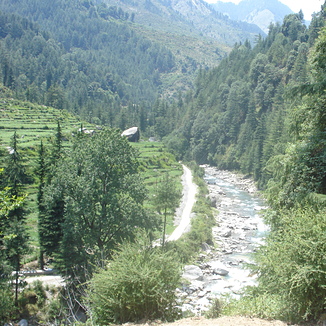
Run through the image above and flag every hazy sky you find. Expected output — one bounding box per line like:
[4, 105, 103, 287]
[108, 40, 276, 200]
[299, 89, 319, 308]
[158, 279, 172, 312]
[204, 0, 325, 20]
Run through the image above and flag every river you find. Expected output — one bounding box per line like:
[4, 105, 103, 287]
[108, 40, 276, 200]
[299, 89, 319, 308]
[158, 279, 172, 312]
[180, 166, 269, 314]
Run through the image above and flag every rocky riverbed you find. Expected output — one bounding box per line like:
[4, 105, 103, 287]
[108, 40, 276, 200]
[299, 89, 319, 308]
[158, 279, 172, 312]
[178, 166, 268, 315]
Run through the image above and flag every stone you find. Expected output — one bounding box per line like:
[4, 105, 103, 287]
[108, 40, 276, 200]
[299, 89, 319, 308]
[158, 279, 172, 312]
[208, 194, 218, 207]
[188, 280, 204, 293]
[121, 126, 140, 142]
[201, 242, 211, 252]
[213, 268, 229, 276]
[18, 320, 28, 326]
[182, 265, 204, 281]
[219, 228, 232, 237]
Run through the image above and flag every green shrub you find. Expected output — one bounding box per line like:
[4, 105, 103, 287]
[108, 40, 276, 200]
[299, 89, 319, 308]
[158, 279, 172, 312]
[88, 231, 182, 325]
[253, 207, 326, 322]
[205, 298, 222, 319]
[220, 291, 292, 321]
[0, 286, 16, 323]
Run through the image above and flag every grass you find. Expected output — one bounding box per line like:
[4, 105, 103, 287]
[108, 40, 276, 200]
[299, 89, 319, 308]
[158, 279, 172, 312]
[132, 141, 183, 237]
[0, 98, 94, 148]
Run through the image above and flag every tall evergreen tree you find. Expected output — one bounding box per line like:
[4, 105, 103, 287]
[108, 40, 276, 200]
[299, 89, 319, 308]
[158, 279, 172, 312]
[2, 132, 29, 305]
[40, 122, 65, 257]
[36, 141, 47, 269]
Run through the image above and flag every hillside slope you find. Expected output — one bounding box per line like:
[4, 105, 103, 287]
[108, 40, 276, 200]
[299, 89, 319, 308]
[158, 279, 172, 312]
[104, 0, 265, 45]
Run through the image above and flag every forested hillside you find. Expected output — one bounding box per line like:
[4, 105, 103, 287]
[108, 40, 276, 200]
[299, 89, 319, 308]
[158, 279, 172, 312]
[0, 1, 176, 129]
[0, 0, 267, 133]
[163, 7, 326, 322]
[165, 8, 326, 196]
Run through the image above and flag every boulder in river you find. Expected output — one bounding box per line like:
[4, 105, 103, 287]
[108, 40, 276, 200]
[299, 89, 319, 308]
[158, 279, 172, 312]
[213, 268, 229, 276]
[182, 265, 204, 281]
[219, 228, 232, 237]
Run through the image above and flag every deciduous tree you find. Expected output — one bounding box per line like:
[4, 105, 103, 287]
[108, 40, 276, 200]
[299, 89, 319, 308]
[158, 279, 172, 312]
[44, 128, 157, 278]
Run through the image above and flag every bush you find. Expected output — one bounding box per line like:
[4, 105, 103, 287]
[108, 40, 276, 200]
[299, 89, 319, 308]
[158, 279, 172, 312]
[253, 207, 326, 322]
[220, 291, 292, 321]
[0, 286, 16, 323]
[88, 231, 181, 325]
[205, 298, 222, 319]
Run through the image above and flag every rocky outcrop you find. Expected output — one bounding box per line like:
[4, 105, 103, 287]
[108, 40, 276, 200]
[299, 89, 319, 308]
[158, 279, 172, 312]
[121, 127, 140, 142]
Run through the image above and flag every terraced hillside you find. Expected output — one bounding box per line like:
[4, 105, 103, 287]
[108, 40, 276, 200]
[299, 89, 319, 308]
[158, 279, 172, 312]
[0, 99, 94, 149]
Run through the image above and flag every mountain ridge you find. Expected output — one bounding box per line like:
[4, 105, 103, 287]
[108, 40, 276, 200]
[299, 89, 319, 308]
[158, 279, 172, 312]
[212, 0, 293, 33]
[104, 0, 265, 45]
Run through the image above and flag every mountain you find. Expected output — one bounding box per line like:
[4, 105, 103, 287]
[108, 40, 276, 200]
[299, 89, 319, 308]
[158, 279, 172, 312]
[212, 0, 293, 34]
[103, 0, 265, 45]
[0, 0, 267, 129]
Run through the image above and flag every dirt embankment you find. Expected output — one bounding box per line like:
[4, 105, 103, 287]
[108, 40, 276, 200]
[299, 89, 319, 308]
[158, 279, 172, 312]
[123, 316, 293, 326]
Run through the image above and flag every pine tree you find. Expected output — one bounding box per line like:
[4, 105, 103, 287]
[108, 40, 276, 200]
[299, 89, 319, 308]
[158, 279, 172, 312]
[36, 141, 47, 269]
[40, 122, 65, 257]
[2, 132, 29, 305]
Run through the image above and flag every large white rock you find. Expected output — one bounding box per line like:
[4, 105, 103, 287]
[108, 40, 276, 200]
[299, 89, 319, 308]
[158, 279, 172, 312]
[182, 265, 204, 281]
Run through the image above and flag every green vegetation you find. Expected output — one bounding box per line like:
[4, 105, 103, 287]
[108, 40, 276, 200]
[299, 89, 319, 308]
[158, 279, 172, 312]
[0, 99, 93, 148]
[153, 172, 181, 247]
[167, 162, 215, 263]
[0, 114, 185, 323]
[0, 3, 175, 129]
[42, 129, 157, 279]
[1, 0, 326, 324]
[88, 231, 181, 324]
[163, 7, 326, 324]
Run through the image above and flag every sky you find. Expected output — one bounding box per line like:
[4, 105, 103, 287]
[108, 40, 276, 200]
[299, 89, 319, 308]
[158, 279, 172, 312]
[203, 0, 325, 21]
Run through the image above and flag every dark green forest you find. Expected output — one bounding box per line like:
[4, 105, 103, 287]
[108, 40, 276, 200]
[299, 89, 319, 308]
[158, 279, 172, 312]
[0, 0, 175, 129]
[0, 0, 326, 324]
[165, 8, 326, 200]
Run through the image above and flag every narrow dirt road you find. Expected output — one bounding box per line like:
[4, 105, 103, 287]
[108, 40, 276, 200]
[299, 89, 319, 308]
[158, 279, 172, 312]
[168, 165, 198, 242]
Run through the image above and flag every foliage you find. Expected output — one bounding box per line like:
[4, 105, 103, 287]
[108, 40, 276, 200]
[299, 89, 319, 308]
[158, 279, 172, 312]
[222, 207, 326, 323]
[164, 12, 325, 190]
[220, 291, 292, 321]
[0, 3, 175, 127]
[253, 207, 326, 321]
[88, 231, 181, 324]
[1, 134, 30, 305]
[42, 128, 158, 279]
[154, 172, 181, 247]
[17, 280, 64, 323]
[0, 286, 15, 324]
[205, 298, 222, 319]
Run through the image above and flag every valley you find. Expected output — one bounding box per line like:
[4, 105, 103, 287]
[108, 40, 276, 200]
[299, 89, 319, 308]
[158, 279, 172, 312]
[0, 0, 325, 325]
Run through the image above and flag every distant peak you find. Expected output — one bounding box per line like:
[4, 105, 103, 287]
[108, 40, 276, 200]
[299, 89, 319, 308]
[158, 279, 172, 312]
[212, 0, 293, 33]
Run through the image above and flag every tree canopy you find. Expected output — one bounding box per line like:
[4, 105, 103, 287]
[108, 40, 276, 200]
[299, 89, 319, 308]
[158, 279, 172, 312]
[42, 129, 158, 278]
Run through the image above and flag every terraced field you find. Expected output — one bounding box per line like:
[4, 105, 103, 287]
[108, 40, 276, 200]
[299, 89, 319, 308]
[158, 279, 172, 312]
[0, 99, 94, 149]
